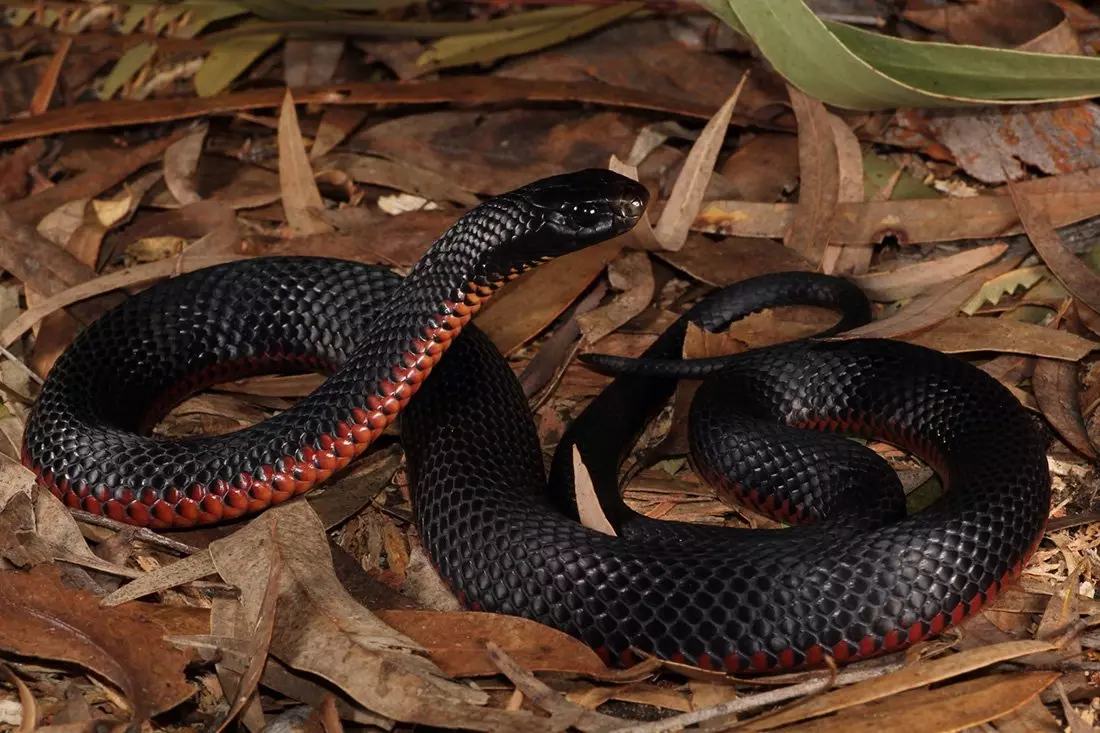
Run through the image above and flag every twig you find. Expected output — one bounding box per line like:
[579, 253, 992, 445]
[614, 661, 903, 733]
[71, 510, 201, 556]
[0, 344, 43, 386]
[485, 641, 626, 733]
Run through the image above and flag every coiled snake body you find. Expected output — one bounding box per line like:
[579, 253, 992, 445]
[23, 170, 1050, 673]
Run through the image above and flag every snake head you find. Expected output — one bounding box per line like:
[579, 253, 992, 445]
[471, 169, 649, 279]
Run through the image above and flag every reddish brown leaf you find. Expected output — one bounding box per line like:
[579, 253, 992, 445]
[0, 78, 744, 146]
[0, 565, 205, 722]
[376, 610, 656, 682]
[477, 237, 625, 357]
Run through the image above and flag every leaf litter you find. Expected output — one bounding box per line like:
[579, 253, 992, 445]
[3, 3, 1100, 732]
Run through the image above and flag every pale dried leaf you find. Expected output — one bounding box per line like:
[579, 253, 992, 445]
[653, 74, 747, 252]
[573, 446, 616, 537]
[277, 90, 334, 236]
[784, 86, 839, 266]
[852, 243, 1010, 302]
[821, 114, 868, 275]
[163, 123, 207, 207]
[905, 316, 1098, 360]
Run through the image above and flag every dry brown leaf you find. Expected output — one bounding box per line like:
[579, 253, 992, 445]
[821, 114, 868, 275]
[576, 250, 655, 346]
[840, 253, 1026, 339]
[0, 565, 204, 722]
[375, 607, 662, 683]
[785, 86, 839, 266]
[905, 316, 1098, 360]
[163, 123, 207, 207]
[477, 237, 624, 357]
[653, 74, 747, 252]
[1033, 356, 1097, 459]
[750, 639, 1057, 730]
[697, 189, 1100, 245]
[851, 243, 1009, 302]
[207, 500, 550, 731]
[7, 130, 186, 225]
[718, 132, 801, 202]
[1009, 184, 1100, 317]
[658, 235, 812, 287]
[774, 671, 1061, 733]
[1053, 680, 1093, 733]
[318, 153, 478, 207]
[284, 39, 345, 88]
[310, 107, 368, 160]
[101, 550, 217, 606]
[992, 691, 1064, 732]
[277, 90, 333, 236]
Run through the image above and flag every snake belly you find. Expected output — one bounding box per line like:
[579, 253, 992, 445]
[404, 273, 1052, 673]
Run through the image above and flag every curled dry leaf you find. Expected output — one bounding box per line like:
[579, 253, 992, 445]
[1009, 182, 1100, 317]
[216, 549, 281, 733]
[1033, 356, 1098, 459]
[277, 90, 334, 236]
[0, 565, 204, 723]
[0, 662, 36, 733]
[784, 85, 839, 266]
[163, 123, 207, 207]
[571, 446, 617, 538]
[851, 243, 1009, 302]
[207, 500, 552, 731]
